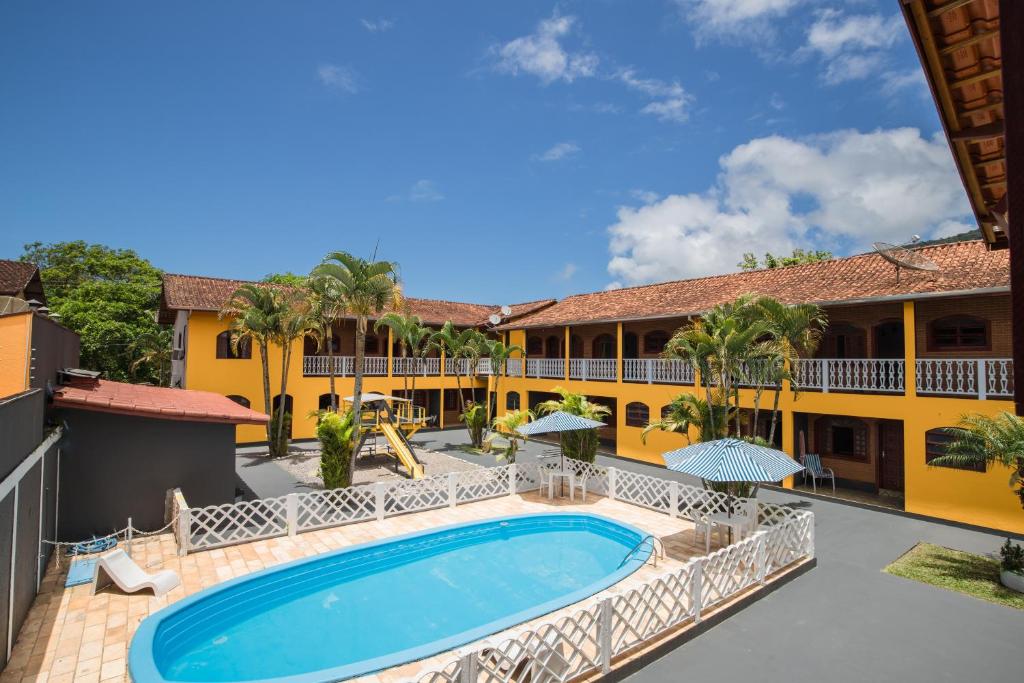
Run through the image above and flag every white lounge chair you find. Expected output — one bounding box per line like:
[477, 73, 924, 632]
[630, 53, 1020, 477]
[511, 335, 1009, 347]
[92, 549, 180, 597]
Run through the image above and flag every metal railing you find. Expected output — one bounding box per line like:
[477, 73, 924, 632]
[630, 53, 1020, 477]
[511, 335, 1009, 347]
[569, 358, 617, 381]
[916, 358, 1014, 400]
[623, 358, 695, 385]
[525, 358, 565, 379]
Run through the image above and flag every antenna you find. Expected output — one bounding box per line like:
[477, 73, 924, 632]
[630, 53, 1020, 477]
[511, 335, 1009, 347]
[873, 239, 940, 284]
[500, 305, 512, 316]
[488, 314, 502, 326]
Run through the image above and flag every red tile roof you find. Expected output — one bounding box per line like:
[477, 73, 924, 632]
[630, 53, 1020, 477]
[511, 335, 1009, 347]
[160, 273, 554, 327]
[503, 240, 1010, 329]
[53, 378, 270, 425]
[0, 260, 40, 297]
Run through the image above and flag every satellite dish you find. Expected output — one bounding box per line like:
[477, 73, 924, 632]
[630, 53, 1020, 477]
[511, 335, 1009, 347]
[873, 241, 940, 283]
[0, 296, 30, 314]
[488, 314, 502, 326]
[500, 305, 512, 316]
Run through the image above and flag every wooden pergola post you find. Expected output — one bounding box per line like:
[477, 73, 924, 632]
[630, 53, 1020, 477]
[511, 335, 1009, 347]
[1001, 0, 1024, 416]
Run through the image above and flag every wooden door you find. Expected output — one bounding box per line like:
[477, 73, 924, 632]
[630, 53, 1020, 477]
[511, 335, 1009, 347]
[878, 421, 904, 491]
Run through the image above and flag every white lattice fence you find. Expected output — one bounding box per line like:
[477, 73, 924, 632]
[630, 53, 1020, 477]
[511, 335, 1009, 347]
[563, 460, 610, 497]
[700, 533, 763, 606]
[456, 467, 513, 503]
[188, 496, 289, 550]
[384, 477, 450, 515]
[608, 562, 697, 653]
[612, 469, 673, 513]
[295, 486, 377, 532]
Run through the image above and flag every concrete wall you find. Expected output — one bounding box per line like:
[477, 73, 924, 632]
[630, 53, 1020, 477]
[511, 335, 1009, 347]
[55, 409, 236, 538]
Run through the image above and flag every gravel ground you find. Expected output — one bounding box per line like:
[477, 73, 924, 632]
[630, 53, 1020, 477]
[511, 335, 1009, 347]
[273, 438, 481, 488]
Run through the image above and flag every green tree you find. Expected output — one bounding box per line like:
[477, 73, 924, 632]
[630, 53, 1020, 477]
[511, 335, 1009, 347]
[929, 412, 1024, 510]
[641, 393, 728, 445]
[306, 274, 347, 412]
[272, 291, 315, 453]
[263, 272, 308, 287]
[21, 241, 164, 381]
[375, 312, 424, 402]
[316, 410, 356, 488]
[459, 402, 487, 449]
[129, 328, 173, 386]
[312, 251, 400, 469]
[221, 284, 288, 448]
[738, 248, 833, 271]
[484, 409, 532, 463]
[535, 387, 611, 463]
[429, 322, 485, 441]
[483, 339, 524, 438]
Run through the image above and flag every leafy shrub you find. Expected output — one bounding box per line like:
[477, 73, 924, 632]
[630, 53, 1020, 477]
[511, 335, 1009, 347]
[460, 401, 487, 448]
[1001, 538, 1024, 574]
[269, 411, 291, 458]
[317, 410, 355, 489]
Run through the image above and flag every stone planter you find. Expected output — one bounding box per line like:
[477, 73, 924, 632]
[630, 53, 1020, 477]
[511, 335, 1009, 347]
[1000, 569, 1024, 593]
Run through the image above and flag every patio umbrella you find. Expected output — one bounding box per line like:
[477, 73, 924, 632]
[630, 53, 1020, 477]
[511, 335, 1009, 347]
[663, 438, 804, 540]
[516, 411, 606, 495]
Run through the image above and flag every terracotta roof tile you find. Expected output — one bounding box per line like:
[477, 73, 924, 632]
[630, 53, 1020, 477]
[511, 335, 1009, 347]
[0, 260, 39, 296]
[53, 378, 270, 425]
[160, 273, 552, 327]
[503, 240, 1009, 328]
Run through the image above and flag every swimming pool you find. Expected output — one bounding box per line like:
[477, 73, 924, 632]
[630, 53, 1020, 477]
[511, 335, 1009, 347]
[129, 512, 651, 682]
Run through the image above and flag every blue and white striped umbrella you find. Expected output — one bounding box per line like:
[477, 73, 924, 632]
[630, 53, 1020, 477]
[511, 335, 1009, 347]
[662, 438, 804, 483]
[515, 410, 606, 435]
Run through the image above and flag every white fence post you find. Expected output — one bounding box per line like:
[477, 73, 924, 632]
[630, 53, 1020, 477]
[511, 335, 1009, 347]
[177, 507, 190, 557]
[756, 533, 767, 585]
[821, 359, 829, 393]
[508, 464, 517, 496]
[458, 652, 476, 683]
[645, 359, 653, 384]
[691, 560, 703, 624]
[669, 481, 679, 518]
[599, 598, 613, 674]
[375, 482, 386, 521]
[286, 493, 298, 537]
[448, 472, 458, 508]
[977, 359, 987, 400]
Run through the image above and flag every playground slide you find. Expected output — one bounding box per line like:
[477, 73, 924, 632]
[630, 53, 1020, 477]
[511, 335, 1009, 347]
[379, 420, 425, 479]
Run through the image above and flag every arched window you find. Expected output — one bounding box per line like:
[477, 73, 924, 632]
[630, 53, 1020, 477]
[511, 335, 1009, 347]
[569, 334, 584, 357]
[318, 393, 337, 411]
[643, 330, 670, 355]
[925, 428, 985, 472]
[216, 331, 251, 359]
[815, 416, 868, 460]
[272, 394, 294, 438]
[545, 335, 563, 359]
[527, 336, 543, 355]
[661, 404, 673, 419]
[592, 334, 616, 359]
[625, 402, 649, 427]
[303, 334, 320, 355]
[506, 391, 520, 410]
[226, 395, 250, 408]
[928, 315, 990, 351]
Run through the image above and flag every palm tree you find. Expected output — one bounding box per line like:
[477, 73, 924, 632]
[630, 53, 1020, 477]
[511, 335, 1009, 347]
[307, 272, 348, 412]
[271, 291, 316, 453]
[429, 322, 484, 430]
[374, 312, 424, 401]
[484, 409, 533, 463]
[483, 339, 524, 437]
[641, 393, 728, 445]
[221, 284, 287, 447]
[406, 320, 433, 408]
[535, 387, 611, 463]
[129, 328, 172, 386]
[312, 252, 400, 464]
[753, 297, 826, 443]
[929, 412, 1024, 509]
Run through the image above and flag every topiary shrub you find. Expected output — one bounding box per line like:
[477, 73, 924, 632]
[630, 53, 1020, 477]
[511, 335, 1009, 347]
[317, 410, 355, 489]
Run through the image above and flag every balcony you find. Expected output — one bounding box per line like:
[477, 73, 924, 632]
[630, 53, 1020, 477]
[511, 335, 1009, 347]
[794, 358, 905, 394]
[623, 359, 694, 385]
[525, 359, 565, 379]
[391, 357, 441, 376]
[569, 358, 617, 381]
[302, 356, 388, 376]
[915, 358, 1014, 400]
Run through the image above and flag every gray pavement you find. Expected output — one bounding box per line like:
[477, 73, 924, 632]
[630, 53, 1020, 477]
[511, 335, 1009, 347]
[413, 429, 1022, 683]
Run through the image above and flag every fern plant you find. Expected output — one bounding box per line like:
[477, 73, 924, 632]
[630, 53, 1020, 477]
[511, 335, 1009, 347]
[929, 412, 1024, 509]
[316, 410, 356, 489]
[460, 401, 487, 448]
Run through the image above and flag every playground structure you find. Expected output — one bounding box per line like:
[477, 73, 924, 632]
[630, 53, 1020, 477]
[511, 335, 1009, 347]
[343, 393, 430, 479]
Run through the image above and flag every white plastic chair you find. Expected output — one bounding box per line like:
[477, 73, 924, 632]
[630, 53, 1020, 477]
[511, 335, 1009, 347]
[92, 549, 180, 597]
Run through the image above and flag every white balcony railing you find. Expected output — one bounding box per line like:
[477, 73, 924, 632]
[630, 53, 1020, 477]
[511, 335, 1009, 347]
[391, 357, 442, 376]
[794, 358, 904, 393]
[476, 358, 492, 376]
[505, 358, 523, 377]
[525, 358, 565, 379]
[568, 358, 617, 381]
[916, 358, 1014, 400]
[623, 358, 695, 385]
[303, 356, 388, 376]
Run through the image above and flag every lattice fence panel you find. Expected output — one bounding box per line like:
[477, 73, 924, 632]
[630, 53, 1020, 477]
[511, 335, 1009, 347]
[609, 563, 696, 654]
[457, 466, 511, 503]
[410, 658, 463, 683]
[295, 485, 377, 532]
[674, 485, 735, 518]
[384, 477, 450, 515]
[762, 511, 813, 573]
[757, 502, 800, 527]
[613, 470, 672, 512]
[189, 496, 289, 550]
[514, 462, 541, 493]
[563, 460, 610, 497]
[701, 534, 761, 606]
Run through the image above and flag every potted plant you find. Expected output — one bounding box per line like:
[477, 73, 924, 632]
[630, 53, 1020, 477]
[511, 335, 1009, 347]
[999, 538, 1024, 593]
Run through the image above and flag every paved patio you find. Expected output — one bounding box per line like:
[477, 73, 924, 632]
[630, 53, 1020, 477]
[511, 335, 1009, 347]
[2, 490, 733, 683]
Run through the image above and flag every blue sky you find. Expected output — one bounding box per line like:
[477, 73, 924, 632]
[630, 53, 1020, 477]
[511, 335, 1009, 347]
[0, 1, 973, 304]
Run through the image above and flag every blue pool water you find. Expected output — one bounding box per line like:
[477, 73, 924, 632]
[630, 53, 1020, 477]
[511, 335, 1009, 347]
[130, 513, 649, 682]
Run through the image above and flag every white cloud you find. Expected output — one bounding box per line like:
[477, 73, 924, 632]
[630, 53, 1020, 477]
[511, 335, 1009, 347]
[317, 64, 359, 93]
[679, 0, 804, 43]
[389, 179, 444, 203]
[556, 263, 578, 280]
[630, 189, 660, 204]
[933, 219, 975, 239]
[361, 18, 394, 33]
[617, 68, 694, 123]
[804, 11, 903, 85]
[493, 13, 598, 84]
[606, 128, 973, 287]
[535, 142, 581, 162]
[880, 69, 927, 97]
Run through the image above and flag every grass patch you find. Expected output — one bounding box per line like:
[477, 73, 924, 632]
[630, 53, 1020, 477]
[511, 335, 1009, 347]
[884, 542, 1024, 610]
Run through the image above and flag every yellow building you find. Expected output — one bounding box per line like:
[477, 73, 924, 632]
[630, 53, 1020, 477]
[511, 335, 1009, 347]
[161, 240, 1022, 534]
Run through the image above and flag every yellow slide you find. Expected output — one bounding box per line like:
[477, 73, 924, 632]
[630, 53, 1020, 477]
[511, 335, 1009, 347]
[379, 420, 425, 479]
